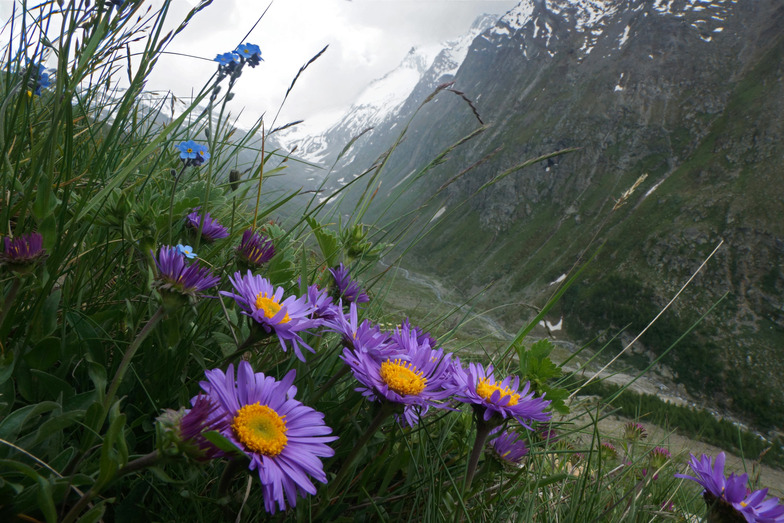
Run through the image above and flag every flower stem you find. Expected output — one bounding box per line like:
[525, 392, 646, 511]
[463, 412, 494, 493]
[62, 451, 162, 523]
[103, 306, 166, 413]
[116, 450, 162, 478]
[0, 277, 22, 336]
[312, 366, 349, 404]
[167, 164, 188, 244]
[217, 458, 246, 498]
[329, 401, 395, 496]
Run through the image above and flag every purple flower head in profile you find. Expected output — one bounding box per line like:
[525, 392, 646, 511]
[599, 441, 619, 461]
[151, 245, 220, 299]
[220, 271, 318, 361]
[157, 395, 228, 461]
[186, 209, 229, 242]
[489, 428, 528, 466]
[326, 301, 390, 356]
[304, 284, 340, 322]
[197, 361, 337, 514]
[676, 452, 784, 522]
[329, 263, 369, 304]
[176, 140, 210, 167]
[236, 229, 275, 267]
[395, 318, 437, 350]
[623, 421, 648, 442]
[649, 446, 671, 470]
[341, 327, 456, 426]
[235, 43, 263, 67]
[1, 232, 47, 272]
[452, 361, 551, 429]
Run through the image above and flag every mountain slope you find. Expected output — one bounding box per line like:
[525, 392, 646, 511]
[288, 0, 784, 430]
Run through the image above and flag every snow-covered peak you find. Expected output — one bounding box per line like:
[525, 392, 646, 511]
[492, 0, 735, 56]
[276, 13, 502, 164]
[433, 13, 498, 79]
[354, 46, 436, 109]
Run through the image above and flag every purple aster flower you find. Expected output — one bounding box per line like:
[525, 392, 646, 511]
[220, 271, 318, 361]
[304, 284, 340, 322]
[236, 229, 275, 267]
[326, 301, 390, 356]
[176, 244, 197, 259]
[329, 263, 369, 304]
[452, 361, 551, 429]
[186, 209, 229, 242]
[676, 452, 784, 522]
[1, 232, 47, 272]
[489, 428, 528, 466]
[176, 140, 210, 167]
[341, 330, 456, 425]
[157, 395, 228, 461]
[151, 245, 219, 299]
[198, 361, 337, 514]
[395, 318, 437, 350]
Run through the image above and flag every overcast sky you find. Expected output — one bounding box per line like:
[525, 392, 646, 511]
[154, 0, 518, 130]
[0, 0, 518, 130]
[0, 0, 517, 130]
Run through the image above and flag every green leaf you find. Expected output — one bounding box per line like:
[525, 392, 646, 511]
[530, 338, 554, 360]
[76, 500, 109, 523]
[306, 217, 341, 267]
[0, 401, 59, 440]
[201, 431, 245, 457]
[29, 369, 75, 401]
[35, 475, 57, 523]
[0, 353, 15, 386]
[85, 356, 107, 404]
[95, 404, 127, 490]
[32, 289, 61, 342]
[539, 385, 570, 415]
[24, 338, 61, 371]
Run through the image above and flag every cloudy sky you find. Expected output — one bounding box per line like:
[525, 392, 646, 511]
[147, 0, 518, 130]
[1, 0, 517, 130]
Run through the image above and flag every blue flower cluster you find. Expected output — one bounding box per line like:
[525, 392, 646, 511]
[213, 43, 263, 72]
[176, 140, 210, 167]
[27, 64, 51, 96]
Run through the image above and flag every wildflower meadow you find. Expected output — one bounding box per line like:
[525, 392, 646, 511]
[0, 1, 782, 522]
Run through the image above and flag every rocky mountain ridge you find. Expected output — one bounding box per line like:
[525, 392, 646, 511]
[281, 0, 784, 430]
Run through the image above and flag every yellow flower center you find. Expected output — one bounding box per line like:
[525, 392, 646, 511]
[232, 403, 288, 457]
[186, 147, 193, 153]
[380, 358, 427, 396]
[476, 377, 520, 406]
[741, 501, 748, 507]
[255, 292, 290, 323]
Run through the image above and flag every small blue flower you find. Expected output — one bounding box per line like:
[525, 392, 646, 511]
[194, 143, 210, 161]
[235, 43, 262, 60]
[176, 140, 209, 166]
[177, 140, 199, 160]
[25, 64, 52, 96]
[235, 43, 263, 67]
[214, 52, 240, 66]
[176, 244, 197, 259]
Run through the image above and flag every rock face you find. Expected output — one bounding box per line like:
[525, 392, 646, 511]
[286, 0, 784, 430]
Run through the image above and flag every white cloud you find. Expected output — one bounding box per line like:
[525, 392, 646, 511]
[1, 0, 517, 128]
